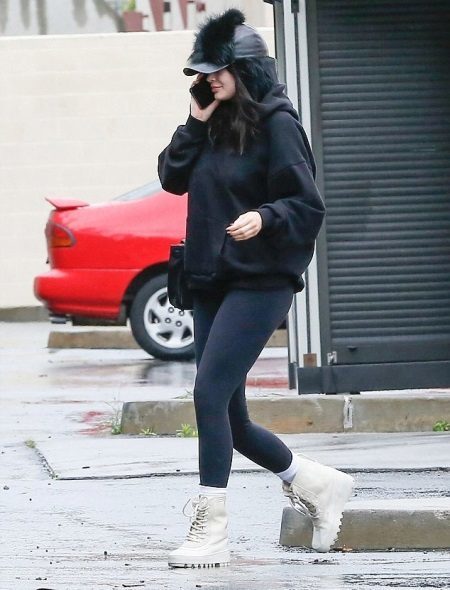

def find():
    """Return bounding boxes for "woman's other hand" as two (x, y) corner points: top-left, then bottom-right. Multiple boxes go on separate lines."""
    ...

(227, 211), (263, 241)
(190, 74), (220, 122)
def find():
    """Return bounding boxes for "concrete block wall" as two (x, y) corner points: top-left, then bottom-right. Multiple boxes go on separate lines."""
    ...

(0, 29), (275, 309)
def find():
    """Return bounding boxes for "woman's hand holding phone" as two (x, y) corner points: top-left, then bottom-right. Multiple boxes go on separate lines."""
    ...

(190, 75), (220, 122)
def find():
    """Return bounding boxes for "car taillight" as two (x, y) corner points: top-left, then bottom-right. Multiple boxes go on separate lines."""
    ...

(46, 221), (75, 248)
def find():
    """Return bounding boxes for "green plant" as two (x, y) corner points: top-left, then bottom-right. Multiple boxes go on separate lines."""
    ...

(25, 439), (36, 449)
(105, 401), (123, 435)
(140, 427), (157, 436)
(110, 413), (122, 435)
(433, 420), (450, 432)
(176, 423), (198, 438)
(123, 0), (136, 11)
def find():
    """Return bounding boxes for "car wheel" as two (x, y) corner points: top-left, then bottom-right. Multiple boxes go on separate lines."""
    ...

(129, 274), (195, 361)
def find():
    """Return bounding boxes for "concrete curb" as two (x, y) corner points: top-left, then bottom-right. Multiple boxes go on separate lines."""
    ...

(121, 395), (450, 434)
(0, 306), (48, 321)
(48, 329), (139, 350)
(47, 328), (287, 350)
(121, 397), (343, 434)
(280, 502), (450, 550)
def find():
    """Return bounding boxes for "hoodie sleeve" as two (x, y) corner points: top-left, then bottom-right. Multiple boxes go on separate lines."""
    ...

(256, 113), (325, 246)
(157, 115), (208, 195)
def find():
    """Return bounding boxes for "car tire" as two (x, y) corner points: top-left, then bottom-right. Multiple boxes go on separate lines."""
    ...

(129, 274), (195, 361)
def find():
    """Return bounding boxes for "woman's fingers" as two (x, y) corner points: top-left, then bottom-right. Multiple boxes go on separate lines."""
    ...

(227, 212), (262, 240)
(190, 97), (220, 122)
(233, 230), (257, 241)
(227, 213), (261, 232)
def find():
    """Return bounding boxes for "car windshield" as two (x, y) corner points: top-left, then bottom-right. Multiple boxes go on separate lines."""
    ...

(112, 180), (162, 202)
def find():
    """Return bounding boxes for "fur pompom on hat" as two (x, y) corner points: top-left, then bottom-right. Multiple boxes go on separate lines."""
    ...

(183, 9), (269, 76)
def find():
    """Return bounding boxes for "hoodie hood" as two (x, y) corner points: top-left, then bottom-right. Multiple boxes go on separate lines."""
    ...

(232, 56), (298, 121)
(257, 76), (316, 177)
(257, 83), (299, 121)
(248, 55), (299, 120)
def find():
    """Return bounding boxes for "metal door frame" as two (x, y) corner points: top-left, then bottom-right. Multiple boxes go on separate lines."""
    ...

(274, 0), (324, 389)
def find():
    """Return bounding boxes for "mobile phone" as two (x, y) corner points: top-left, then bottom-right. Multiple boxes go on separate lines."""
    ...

(189, 78), (215, 109)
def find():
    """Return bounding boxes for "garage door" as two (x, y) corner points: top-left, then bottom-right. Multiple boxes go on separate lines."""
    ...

(309, 0), (450, 366)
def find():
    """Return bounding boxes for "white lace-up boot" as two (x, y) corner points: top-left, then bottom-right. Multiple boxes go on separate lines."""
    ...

(282, 455), (354, 552)
(168, 494), (230, 568)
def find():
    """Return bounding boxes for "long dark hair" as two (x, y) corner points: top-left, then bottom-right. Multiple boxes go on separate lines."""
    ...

(208, 57), (278, 154)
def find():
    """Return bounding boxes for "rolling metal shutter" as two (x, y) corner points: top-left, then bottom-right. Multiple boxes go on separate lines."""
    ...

(314, 0), (450, 365)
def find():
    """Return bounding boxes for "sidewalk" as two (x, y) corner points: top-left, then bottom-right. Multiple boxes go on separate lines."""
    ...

(31, 430), (450, 552)
(1, 321), (449, 589)
(34, 432), (450, 480)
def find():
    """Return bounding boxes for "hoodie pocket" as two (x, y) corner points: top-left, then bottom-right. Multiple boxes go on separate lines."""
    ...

(218, 232), (280, 277)
(184, 216), (228, 276)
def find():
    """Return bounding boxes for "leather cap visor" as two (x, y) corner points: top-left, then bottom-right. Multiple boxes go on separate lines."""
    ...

(183, 61), (229, 76)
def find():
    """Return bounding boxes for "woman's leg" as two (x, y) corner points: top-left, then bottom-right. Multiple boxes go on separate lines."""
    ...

(228, 381), (292, 473)
(192, 287), (295, 477)
(172, 287), (354, 566)
(192, 288), (224, 369)
(169, 289), (230, 569)
(193, 287), (294, 488)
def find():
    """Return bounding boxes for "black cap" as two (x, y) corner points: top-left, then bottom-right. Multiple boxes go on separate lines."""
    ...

(183, 10), (269, 76)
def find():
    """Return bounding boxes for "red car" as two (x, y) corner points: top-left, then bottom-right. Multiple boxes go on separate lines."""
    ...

(34, 182), (194, 360)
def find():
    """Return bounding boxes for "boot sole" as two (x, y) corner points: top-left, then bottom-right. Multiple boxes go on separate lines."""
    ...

(312, 472), (354, 553)
(168, 550), (231, 569)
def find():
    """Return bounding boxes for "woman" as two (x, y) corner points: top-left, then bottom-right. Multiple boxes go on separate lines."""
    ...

(158, 9), (354, 568)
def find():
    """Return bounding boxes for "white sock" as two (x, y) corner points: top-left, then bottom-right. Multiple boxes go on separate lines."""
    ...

(199, 485), (227, 496)
(275, 453), (300, 484)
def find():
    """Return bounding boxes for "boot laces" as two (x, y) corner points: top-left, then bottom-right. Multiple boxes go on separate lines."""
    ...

(182, 496), (209, 542)
(284, 486), (320, 520)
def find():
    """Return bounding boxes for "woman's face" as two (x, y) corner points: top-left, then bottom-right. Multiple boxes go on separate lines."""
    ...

(206, 68), (236, 101)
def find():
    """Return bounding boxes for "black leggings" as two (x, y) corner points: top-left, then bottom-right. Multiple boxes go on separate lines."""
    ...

(193, 286), (295, 488)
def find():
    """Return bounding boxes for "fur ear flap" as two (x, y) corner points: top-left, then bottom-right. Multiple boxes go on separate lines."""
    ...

(189, 9), (245, 67)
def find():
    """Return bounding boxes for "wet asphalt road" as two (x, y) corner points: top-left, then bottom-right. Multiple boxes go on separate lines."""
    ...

(0, 322), (449, 589)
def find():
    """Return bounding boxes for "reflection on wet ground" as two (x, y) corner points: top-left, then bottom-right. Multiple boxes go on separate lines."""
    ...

(341, 575), (449, 589)
(45, 352), (194, 388)
(2, 344), (291, 401)
(41, 353), (288, 390)
(138, 359), (196, 387)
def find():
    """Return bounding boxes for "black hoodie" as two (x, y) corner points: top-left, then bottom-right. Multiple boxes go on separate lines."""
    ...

(158, 74), (325, 293)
